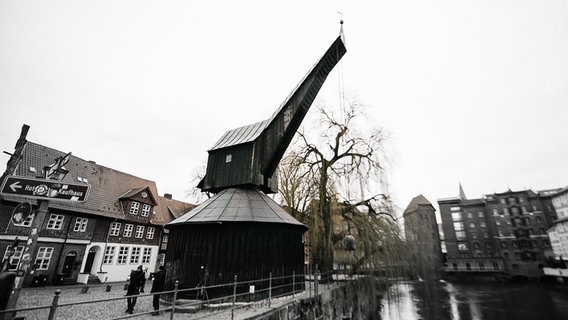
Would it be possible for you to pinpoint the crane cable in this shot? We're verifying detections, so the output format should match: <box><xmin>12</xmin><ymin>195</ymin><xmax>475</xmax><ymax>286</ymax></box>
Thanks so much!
<box><xmin>336</xmin><ymin>19</ymin><xmax>353</xmax><ymax>204</ymax></box>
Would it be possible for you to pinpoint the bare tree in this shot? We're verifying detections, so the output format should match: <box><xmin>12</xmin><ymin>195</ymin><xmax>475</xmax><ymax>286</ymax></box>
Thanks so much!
<box><xmin>278</xmin><ymin>96</ymin><xmax>398</xmax><ymax>275</ymax></box>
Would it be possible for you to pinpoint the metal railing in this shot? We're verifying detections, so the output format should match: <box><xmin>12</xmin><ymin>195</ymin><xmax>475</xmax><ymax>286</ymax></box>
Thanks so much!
<box><xmin>0</xmin><ymin>270</ymin><xmax>356</xmax><ymax>320</ymax></box>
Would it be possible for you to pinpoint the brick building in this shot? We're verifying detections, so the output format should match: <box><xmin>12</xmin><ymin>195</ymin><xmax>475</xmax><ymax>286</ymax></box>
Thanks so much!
<box><xmin>438</xmin><ymin>185</ymin><xmax>558</xmax><ymax>280</ymax></box>
<box><xmin>0</xmin><ymin>125</ymin><xmax>193</xmax><ymax>286</ymax></box>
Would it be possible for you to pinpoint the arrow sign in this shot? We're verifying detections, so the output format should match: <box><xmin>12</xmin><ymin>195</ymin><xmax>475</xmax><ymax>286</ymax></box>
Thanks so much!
<box><xmin>0</xmin><ymin>176</ymin><xmax>90</xmax><ymax>202</ymax></box>
<box><xmin>9</xmin><ymin>181</ymin><xmax>23</xmax><ymax>192</ymax></box>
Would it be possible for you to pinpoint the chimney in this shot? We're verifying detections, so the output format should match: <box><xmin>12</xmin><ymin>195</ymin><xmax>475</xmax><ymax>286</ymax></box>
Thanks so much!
<box><xmin>164</xmin><ymin>193</ymin><xmax>173</xmax><ymax>200</ymax></box>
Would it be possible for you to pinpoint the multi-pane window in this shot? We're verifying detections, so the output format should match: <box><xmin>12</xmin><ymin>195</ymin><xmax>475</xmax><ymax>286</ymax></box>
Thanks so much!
<box><xmin>103</xmin><ymin>246</ymin><xmax>116</xmax><ymax>264</ymax></box>
<box><xmin>123</xmin><ymin>224</ymin><xmax>133</xmax><ymax>237</ymax></box>
<box><xmin>455</xmin><ymin>231</ymin><xmax>466</xmax><ymax>240</ymax></box>
<box><xmin>162</xmin><ymin>235</ymin><xmax>168</xmax><ymax>243</ymax></box>
<box><xmin>141</xmin><ymin>204</ymin><xmax>151</xmax><ymax>217</ymax></box>
<box><xmin>3</xmin><ymin>246</ymin><xmax>24</xmax><ymax>271</ymax></box>
<box><xmin>453</xmin><ymin>222</ymin><xmax>464</xmax><ymax>231</ymax></box>
<box><xmin>142</xmin><ymin>247</ymin><xmax>152</xmax><ymax>264</ymax></box>
<box><xmin>13</xmin><ymin>213</ymin><xmax>34</xmax><ymax>227</ymax></box>
<box><xmin>117</xmin><ymin>247</ymin><xmax>129</xmax><ymax>264</ymax></box>
<box><xmin>130</xmin><ymin>201</ymin><xmax>140</xmax><ymax>215</ymax></box>
<box><xmin>130</xmin><ymin>247</ymin><xmax>141</xmax><ymax>264</ymax></box>
<box><xmin>73</xmin><ymin>218</ymin><xmax>88</xmax><ymax>232</ymax></box>
<box><xmin>109</xmin><ymin>222</ymin><xmax>121</xmax><ymax>236</ymax></box>
<box><xmin>135</xmin><ymin>226</ymin><xmax>145</xmax><ymax>238</ymax></box>
<box><xmin>47</xmin><ymin>214</ymin><xmax>64</xmax><ymax>230</ymax></box>
<box><xmin>146</xmin><ymin>227</ymin><xmax>155</xmax><ymax>240</ymax></box>
<box><xmin>451</xmin><ymin>212</ymin><xmax>462</xmax><ymax>221</ymax></box>
<box><xmin>35</xmin><ymin>247</ymin><xmax>53</xmax><ymax>270</ymax></box>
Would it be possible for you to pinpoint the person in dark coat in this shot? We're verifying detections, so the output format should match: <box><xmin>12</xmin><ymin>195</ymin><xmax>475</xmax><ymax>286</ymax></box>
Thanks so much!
<box><xmin>126</xmin><ymin>265</ymin><xmax>145</xmax><ymax>314</ymax></box>
<box><xmin>0</xmin><ymin>263</ymin><xmax>17</xmax><ymax>311</ymax></box>
<box><xmin>150</xmin><ymin>266</ymin><xmax>165</xmax><ymax>315</ymax></box>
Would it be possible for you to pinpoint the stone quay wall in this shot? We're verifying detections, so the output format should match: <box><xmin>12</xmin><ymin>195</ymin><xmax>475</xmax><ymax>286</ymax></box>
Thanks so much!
<box><xmin>247</xmin><ymin>277</ymin><xmax>381</xmax><ymax>320</ymax></box>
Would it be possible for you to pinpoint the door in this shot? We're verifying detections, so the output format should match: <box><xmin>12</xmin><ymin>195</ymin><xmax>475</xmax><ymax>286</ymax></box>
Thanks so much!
<box><xmin>62</xmin><ymin>251</ymin><xmax>77</xmax><ymax>276</ymax></box>
<box><xmin>83</xmin><ymin>249</ymin><xmax>96</xmax><ymax>274</ymax></box>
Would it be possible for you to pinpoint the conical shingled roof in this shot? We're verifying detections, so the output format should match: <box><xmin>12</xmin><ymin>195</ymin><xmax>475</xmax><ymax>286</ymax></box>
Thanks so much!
<box><xmin>403</xmin><ymin>194</ymin><xmax>434</xmax><ymax>217</ymax></box>
<box><xmin>168</xmin><ymin>187</ymin><xmax>306</xmax><ymax>228</ymax></box>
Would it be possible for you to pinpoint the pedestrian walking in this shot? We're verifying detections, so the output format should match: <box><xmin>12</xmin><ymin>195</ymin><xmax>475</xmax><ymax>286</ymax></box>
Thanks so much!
<box><xmin>125</xmin><ymin>265</ymin><xmax>145</xmax><ymax>314</ymax></box>
<box><xmin>150</xmin><ymin>266</ymin><xmax>165</xmax><ymax>315</ymax></box>
<box><xmin>0</xmin><ymin>263</ymin><xmax>17</xmax><ymax>311</ymax></box>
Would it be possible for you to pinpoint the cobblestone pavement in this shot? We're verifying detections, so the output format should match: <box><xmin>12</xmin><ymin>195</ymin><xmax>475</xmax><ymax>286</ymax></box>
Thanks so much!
<box><xmin>11</xmin><ymin>281</ymin><xmax>321</xmax><ymax>320</ymax></box>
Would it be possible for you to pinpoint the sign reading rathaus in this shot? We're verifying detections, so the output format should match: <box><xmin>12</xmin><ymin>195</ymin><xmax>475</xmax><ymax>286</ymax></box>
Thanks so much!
<box><xmin>0</xmin><ymin>175</ymin><xmax>90</xmax><ymax>202</ymax></box>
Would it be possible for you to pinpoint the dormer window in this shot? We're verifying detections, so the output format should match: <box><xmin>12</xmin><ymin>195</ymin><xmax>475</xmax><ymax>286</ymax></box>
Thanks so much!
<box><xmin>130</xmin><ymin>201</ymin><xmax>140</xmax><ymax>215</ymax></box>
<box><xmin>141</xmin><ymin>204</ymin><xmax>151</xmax><ymax>217</ymax></box>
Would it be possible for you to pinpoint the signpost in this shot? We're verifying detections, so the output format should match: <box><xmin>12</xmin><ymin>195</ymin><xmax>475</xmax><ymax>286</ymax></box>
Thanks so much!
<box><xmin>44</xmin><ymin>152</ymin><xmax>71</xmax><ymax>179</ymax></box>
<box><xmin>1</xmin><ymin>153</ymin><xmax>89</xmax><ymax>318</ymax></box>
<box><xmin>0</xmin><ymin>176</ymin><xmax>90</xmax><ymax>202</ymax></box>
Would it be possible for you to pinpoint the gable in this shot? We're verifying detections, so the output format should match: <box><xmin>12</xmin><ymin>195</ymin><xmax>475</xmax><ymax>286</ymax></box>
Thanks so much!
<box><xmin>119</xmin><ymin>187</ymin><xmax>158</xmax><ymax>206</ymax></box>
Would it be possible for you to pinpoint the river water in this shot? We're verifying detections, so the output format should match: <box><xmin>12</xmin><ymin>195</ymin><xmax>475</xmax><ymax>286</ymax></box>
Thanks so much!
<box><xmin>379</xmin><ymin>280</ymin><xmax>568</xmax><ymax>320</ymax></box>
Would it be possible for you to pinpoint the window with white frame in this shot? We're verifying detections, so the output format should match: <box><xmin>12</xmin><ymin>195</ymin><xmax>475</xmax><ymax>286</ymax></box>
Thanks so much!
<box><xmin>123</xmin><ymin>224</ymin><xmax>133</xmax><ymax>237</ymax></box>
<box><xmin>130</xmin><ymin>247</ymin><xmax>141</xmax><ymax>264</ymax></box>
<box><xmin>117</xmin><ymin>246</ymin><xmax>129</xmax><ymax>264</ymax></box>
<box><xmin>142</xmin><ymin>247</ymin><xmax>152</xmax><ymax>264</ymax></box>
<box><xmin>141</xmin><ymin>204</ymin><xmax>151</xmax><ymax>217</ymax></box>
<box><xmin>135</xmin><ymin>226</ymin><xmax>144</xmax><ymax>238</ymax></box>
<box><xmin>162</xmin><ymin>235</ymin><xmax>168</xmax><ymax>243</ymax></box>
<box><xmin>146</xmin><ymin>227</ymin><xmax>155</xmax><ymax>240</ymax></box>
<box><xmin>35</xmin><ymin>247</ymin><xmax>53</xmax><ymax>270</ymax></box>
<box><xmin>13</xmin><ymin>213</ymin><xmax>34</xmax><ymax>227</ymax></box>
<box><xmin>103</xmin><ymin>246</ymin><xmax>115</xmax><ymax>264</ymax></box>
<box><xmin>109</xmin><ymin>222</ymin><xmax>121</xmax><ymax>236</ymax></box>
<box><xmin>47</xmin><ymin>214</ymin><xmax>64</xmax><ymax>230</ymax></box>
<box><xmin>130</xmin><ymin>201</ymin><xmax>140</xmax><ymax>215</ymax></box>
<box><xmin>3</xmin><ymin>246</ymin><xmax>24</xmax><ymax>271</ymax></box>
<box><xmin>73</xmin><ymin>217</ymin><xmax>88</xmax><ymax>232</ymax></box>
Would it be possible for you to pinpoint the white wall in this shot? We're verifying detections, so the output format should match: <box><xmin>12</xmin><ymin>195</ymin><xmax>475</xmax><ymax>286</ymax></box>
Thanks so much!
<box><xmin>82</xmin><ymin>242</ymin><xmax>159</xmax><ymax>283</ymax></box>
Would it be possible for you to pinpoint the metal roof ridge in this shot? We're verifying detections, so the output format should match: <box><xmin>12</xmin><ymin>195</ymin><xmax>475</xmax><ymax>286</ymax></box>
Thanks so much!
<box><xmin>217</xmin><ymin>188</ymin><xmax>236</xmax><ymax>222</ymax></box>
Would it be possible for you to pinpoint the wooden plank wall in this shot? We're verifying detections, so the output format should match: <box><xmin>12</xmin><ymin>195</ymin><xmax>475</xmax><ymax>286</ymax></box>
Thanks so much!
<box><xmin>165</xmin><ymin>222</ymin><xmax>305</xmax><ymax>299</ymax></box>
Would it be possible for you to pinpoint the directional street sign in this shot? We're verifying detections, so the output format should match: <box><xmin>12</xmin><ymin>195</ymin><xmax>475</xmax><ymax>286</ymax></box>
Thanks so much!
<box><xmin>0</xmin><ymin>175</ymin><xmax>90</xmax><ymax>202</ymax></box>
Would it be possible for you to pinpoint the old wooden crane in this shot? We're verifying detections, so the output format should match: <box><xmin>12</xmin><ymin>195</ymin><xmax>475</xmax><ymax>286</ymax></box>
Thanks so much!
<box><xmin>166</xmin><ymin>25</ymin><xmax>346</xmax><ymax>299</ymax></box>
<box><xmin>198</xmin><ymin>30</ymin><xmax>346</xmax><ymax>194</ymax></box>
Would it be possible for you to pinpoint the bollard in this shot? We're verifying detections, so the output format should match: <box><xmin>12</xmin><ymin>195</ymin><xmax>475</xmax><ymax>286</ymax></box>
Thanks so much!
<box><xmin>292</xmin><ymin>270</ymin><xmax>295</xmax><ymax>297</ymax></box>
<box><xmin>309</xmin><ymin>273</ymin><xmax>312</xmax><ymax>300</ymax></box>
<box><xmin>314</xmin><ymin>269</ymin><xmax>319</xmax><ymax>297</ymax></box>
<box><xmin>268</xmin><ymin>272</ymin><xmax>272</xmax><ymax>308</ymax></box>
<box><xmin>80</xmin><ymin>286</ymin><xmax>89</xmax><ymax>294</ymax></box>
<box><xmin>170</xmin><ymin>281</ymin><xmax>178</xmax><ymax>320</ymax></box>
<box><xmin>106</xmin><ymin>285</ymin><xmax>112</xmax><ymax>292</ymax></box>
<box><xmin>47</xmin><ymin>289</ymin><xmax>61</xmax><ymax>320</ymax></box>
<box><xmin>231</xmin><ymin>275</ymin><xmax>237</xmax><ymax>320</ymax></box>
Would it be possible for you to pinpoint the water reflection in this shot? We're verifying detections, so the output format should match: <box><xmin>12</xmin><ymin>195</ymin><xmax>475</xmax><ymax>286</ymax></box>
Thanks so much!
<box><xmin>380</xmin><ymin>280</ymin><xmax>568</xmax><ymax>320</ymax></box>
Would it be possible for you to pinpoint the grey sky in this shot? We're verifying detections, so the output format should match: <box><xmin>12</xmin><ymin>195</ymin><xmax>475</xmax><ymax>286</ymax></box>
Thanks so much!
<box><xmin>1</xmin><ymin>0</ymin><xmax>567</xmax><ymax>216</ymax></box>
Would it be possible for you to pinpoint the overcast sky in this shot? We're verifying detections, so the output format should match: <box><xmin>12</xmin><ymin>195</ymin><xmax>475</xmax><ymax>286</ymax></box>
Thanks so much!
<box><xmin>1</xmin><ymin>0</ymin><xmax>567</xmax><ymax>217</ymax></box>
